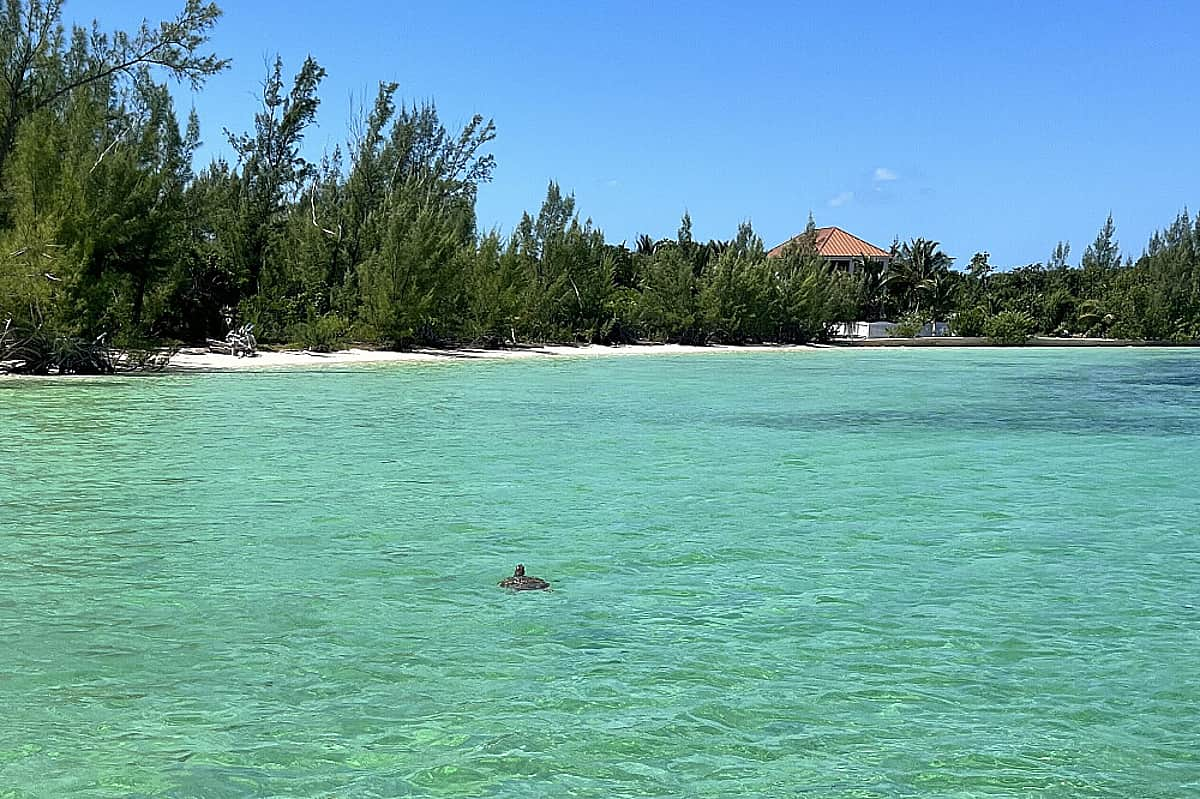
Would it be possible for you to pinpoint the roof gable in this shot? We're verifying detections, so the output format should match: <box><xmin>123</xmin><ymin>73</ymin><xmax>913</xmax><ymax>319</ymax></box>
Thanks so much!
<box><xmin>768</xmin><ymin>226</ymin><xmax>890</xmax><ymax>259</ymax></box>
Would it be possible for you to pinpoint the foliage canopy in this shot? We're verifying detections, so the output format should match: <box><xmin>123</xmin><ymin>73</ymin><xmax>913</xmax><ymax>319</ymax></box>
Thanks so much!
<box><xmin>3</xmin><ymin>2</ymin><xmax>1199</xmax><ymax>372</ymax></box>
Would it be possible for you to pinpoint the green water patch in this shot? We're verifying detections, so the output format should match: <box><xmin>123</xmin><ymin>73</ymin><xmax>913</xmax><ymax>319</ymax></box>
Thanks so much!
<box><xmin>2</xmin><ymin>348</ymin><xmax>1198</xmax><ymax>797</ymax></box>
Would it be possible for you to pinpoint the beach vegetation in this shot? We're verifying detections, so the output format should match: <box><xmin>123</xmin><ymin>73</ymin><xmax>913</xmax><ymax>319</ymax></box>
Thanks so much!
<box><xmin>892</xmin><ymin>311</ymin><xmax>927</xmax><ymax>338</ymax></box>
<box><xmin>289</xmin><ymin>313</ymin><xmax>350</xmax><ymax>353</ymax></box>
<box><xmin>3</xmin><ymin>3</ymin><xmax>1200</xmax><ymax>373</ymax></box>
<box><xmin>984</xmin><ymin>310</ymin><xmax>1036</xmax><ymax>345</ymax></box>
<box><xmin>950</xmin><ymin>306</ymin><xmax>988</xmax><ymax>337</ymax></box>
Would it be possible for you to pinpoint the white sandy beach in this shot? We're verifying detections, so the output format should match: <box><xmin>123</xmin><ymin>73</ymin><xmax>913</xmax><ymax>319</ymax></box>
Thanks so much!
<box><xmin>166</xmin><ymin>335</ymin><xmax>1187</xmax><ymax>372</ymax></box>
<box><xmin>3</xmin><ymin>338</ymin><xmax>1173</xmax><ymax>378</ymax></box>
<box><xmin>166</xmin><ymin>343</ymin><xmax>822</xmax><ymax>372</ymax></box>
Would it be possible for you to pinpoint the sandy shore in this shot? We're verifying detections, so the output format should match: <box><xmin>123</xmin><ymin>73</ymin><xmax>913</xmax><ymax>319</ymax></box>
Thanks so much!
<box><xmin>832</xmin><ymin>336</ymin><xmax>1193</xmax><ymax>347</ymax></box>
<box><xmin>7</xmin><ymin>338</ymin><xmax>1186</xmax><ymax>377</ymax></box>
<box><xmin>165</xmin><ymin>343</ymin><xmax>821</xmax><ymax>372</ymax></box>
<box><xmin>166</xmin><ymin>335</ymin><xmax>1200</xmax><ymax>372</ymax></box>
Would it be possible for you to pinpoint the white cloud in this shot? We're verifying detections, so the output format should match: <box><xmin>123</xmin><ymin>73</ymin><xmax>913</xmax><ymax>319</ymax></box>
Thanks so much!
<box><xmin>873</xmin><ymin>167</ymin><xmax>898</xmax><ymax>182</ymax></box>
<box><xmin>828</xmin><ymin>191</ymin><xmax>854</xmax><ymax>208</ymax></box>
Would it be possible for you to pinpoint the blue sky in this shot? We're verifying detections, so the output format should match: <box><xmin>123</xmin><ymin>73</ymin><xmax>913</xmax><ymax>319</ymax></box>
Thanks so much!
<box><xmin>73</xmin><ymin>1</ymin><xmax>1200</xmax><ymax>268</ymax></box>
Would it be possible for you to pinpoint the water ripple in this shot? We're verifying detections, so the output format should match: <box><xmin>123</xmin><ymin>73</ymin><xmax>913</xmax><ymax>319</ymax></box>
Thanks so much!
<box><xmin>2</xmin><ymin>349</ymin><xmax>1198</xmax><ymax>796</ymax></box>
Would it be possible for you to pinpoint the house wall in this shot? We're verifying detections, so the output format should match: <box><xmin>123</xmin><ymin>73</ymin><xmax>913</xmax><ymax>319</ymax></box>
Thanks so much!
<box><xmin>833</xmin><ymin>321</ymin><xmax>898</xmax><ymax>338</ymax></box>
<box><xmin>823</xmin><ymin>257</ymin><xmax>890</xmax><ymax>274</ymax></box>
<box><xmin>833</xmin><ymin>320</ymin><xmax>951</xmax><ymax>338</ymax></box>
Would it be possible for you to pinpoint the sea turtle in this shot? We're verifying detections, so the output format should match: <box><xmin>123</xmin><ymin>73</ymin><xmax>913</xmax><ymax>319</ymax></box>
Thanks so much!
<box><xmin>499</xmin><ymin>563</ymin><xmax>550</xmax><ymax>591</ymax></box>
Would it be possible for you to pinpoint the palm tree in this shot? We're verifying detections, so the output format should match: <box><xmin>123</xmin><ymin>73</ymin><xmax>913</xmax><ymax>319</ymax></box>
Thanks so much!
<box><xmin>854</xmin><ymin>255</ymin><xmax>887</xmax><ymax>319</ymax></box>
<box><xmin>635</xmin><ymin>234</ymin><xmax>660</xmax><ymax>256</ymax></box>
<box><xmin>917</xmin><ymin>269</ymin><xmax>957</xmax><ymax>325</ymax></box>
<box><xmin>884</xmin><ymin>238</ymin><xmax>953</xmax><ymax>315</ymax></box>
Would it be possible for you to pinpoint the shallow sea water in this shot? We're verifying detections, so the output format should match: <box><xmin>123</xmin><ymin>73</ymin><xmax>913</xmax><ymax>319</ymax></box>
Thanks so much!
<box><xmin>1</xmin><ymin>348</ymin><xmax>1198</xmax><ymax>797</ymax></box>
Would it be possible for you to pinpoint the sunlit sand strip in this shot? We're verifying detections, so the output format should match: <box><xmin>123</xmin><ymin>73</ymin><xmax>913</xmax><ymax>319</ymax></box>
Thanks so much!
<box><xmin>165</xmin><ymin>343</ymin><xmax>822</xmax><ymax>372</ymax></box>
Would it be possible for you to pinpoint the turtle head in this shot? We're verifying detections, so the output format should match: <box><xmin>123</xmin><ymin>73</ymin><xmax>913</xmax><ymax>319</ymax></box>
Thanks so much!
<box><xmin>513</xmin><ymin>564</ymin><xmax>525</xmax><ymax>577</ymax></box>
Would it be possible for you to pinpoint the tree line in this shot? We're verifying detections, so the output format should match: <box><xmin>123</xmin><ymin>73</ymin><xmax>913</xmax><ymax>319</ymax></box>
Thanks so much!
<box><xmin>2</xmin><ymin>1</ymin><xmax>1198</xmax><ymax>373</ymax></box>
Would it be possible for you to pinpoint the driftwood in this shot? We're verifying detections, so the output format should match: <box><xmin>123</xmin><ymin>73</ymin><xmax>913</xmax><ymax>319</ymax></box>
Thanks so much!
<box><xmin>112</xmin><ymin>345</ymin><xmax>175</xmax><ymax>372</ymax></box>
<box><xmin>0</xmin><ymin>323</ymin><xmax>112</xmax><ymax>374</ymax></box>
<box><xmin>0</xmin><ymin>319</ymin><xmax>175</xmax><ymax>374</ymax></box>
<box><xmin>206</xmin><ymin>324</ymin><xmax>257</xmax><ymax>357</ymax></box>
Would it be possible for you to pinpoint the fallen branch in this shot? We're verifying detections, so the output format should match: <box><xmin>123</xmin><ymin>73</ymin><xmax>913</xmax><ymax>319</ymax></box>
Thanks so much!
<box><xmin>206</xmin><ymin>323</ymin><xmax>257</xmax><ymax>357</ymax></box>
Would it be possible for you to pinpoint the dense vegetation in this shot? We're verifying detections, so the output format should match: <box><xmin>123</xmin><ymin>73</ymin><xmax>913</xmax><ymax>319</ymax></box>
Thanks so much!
<box><xmin>2</xmin><ymin>2</ymin><xmax>1199</xmax><ymax>373</ymax></box>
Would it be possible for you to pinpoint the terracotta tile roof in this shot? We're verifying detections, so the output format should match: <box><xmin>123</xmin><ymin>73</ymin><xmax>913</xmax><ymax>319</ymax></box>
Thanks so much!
<box><xmin>767</xmin><ymin>226</ymin><xmax>891</xmax><ymax>259</ymax></box>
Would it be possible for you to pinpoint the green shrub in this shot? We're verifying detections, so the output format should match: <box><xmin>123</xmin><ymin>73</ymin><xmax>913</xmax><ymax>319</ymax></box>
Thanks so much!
<box><xmin>0</xmin><ymin>325</ymin><xmax>115</xmax><ymax>374</ymax></box>
<box><xmin>951</xmin><ymin>306</ymin><xmax>988</xmax><ymax>337</ymax></box>
<box><xmin>984</xmin><ymin>310</ymin><xmax>1035</xmax><ymax>345</ymax></box>
<box><xmin>1172</xmin><ymin>318</ymin><xmax>1200</xmax><ymax>343</ymax></box>
<box><xmin>892</xmin><ymin>310</ymin><xmax>927</xmax><ymax>337</ymax></box>
<box><xmin>289</xmin><ymin>314</ymin><xmax>350</xmax><ymax>353</ymax></box>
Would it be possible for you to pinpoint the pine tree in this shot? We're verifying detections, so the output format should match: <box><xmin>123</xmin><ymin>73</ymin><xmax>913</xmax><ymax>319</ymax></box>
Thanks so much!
<box><xmin>1081</xmin><ymin>214</ymin><xmax>1120</xmax><ymax>271</ymax></box>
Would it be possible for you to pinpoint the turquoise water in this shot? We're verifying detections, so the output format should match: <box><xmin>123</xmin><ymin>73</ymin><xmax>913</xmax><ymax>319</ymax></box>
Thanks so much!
<box><xmin>1</xmin><ymin>348</ymin><xmax>1198</xmax><ymax>797</ymax></box>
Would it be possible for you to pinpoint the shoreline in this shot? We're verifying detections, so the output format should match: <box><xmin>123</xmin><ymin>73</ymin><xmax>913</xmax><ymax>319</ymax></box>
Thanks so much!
<box><xmin>830</xmin><ymin>336</ymin><xmax>1199</xmax><ymax>348</ymax></box>
<box><xmin>166</xmin><ymin>336</ymin><xmax>1198</xmax><ymax>372</ymax></box>
<box><xmin>5</xmin><ymin>337</ymin><xmax>1196</xmax><ymax>378</ymax></box>
<box><xmin>164</xmin><ymin>342</ymin><xmax>821</xmax><ymax>372</ymax></box>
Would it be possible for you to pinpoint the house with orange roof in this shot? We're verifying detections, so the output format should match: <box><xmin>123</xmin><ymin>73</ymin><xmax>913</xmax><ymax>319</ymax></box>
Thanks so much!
<box><xmin>767</xmin><ymin>226</ymin><xmax>891</xmax><ymax>273</ymax></box>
